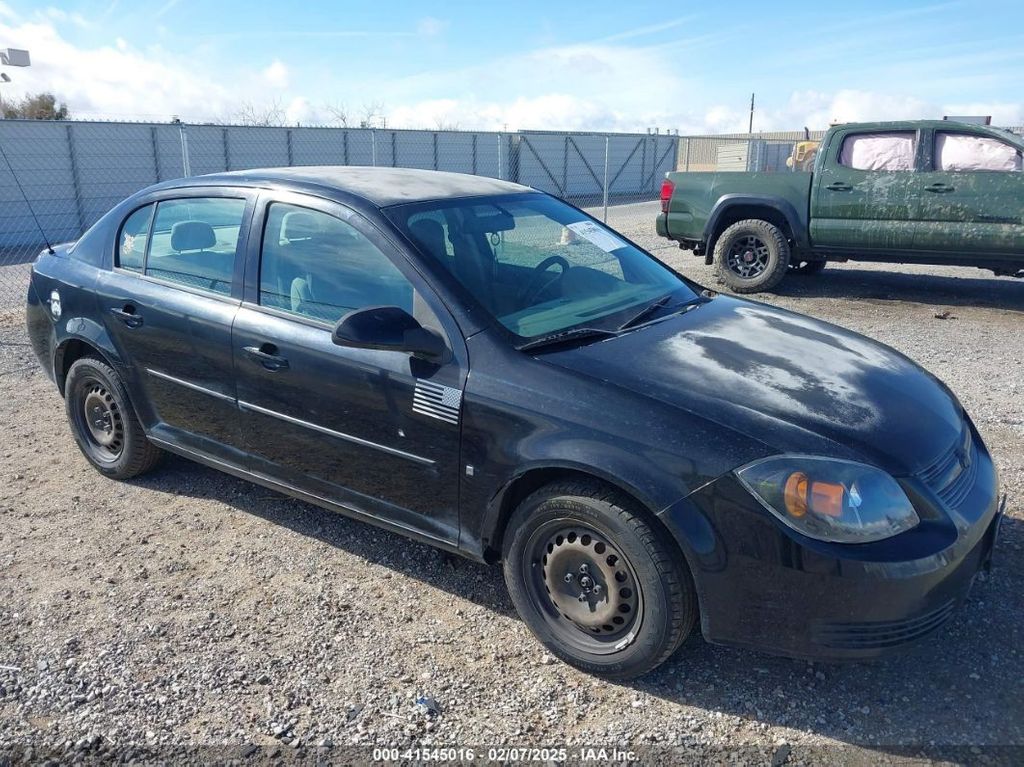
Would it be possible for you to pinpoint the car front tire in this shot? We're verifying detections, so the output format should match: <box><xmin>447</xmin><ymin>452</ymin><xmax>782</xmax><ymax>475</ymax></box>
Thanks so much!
<box><xmin>503</xmin><ymin>480</ymin><xmax>697</xmax><ymax>680</ymax></box>
<box><xmin>64</xmin><ymin>355</ymin><xmax>163</xmax><ymax>480</ymax></box>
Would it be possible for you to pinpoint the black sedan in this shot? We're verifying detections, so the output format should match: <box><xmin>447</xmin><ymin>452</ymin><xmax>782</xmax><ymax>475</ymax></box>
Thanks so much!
<box><xmin>25</xmin><ymin>167</ymin><xmax>1002</xmax><ymax>679</ymax></box>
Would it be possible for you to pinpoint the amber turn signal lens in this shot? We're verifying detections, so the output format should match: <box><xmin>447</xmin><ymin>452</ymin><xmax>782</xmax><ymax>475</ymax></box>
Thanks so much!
<box><xmin>809</xmin><ymin>480</ymin><xmax>845</xmax><ymax>517</ymax></box>
<box><xmin>783</xmin><ymin>472</ymin><xmax>809</xmax><ymax>517</ymax></box>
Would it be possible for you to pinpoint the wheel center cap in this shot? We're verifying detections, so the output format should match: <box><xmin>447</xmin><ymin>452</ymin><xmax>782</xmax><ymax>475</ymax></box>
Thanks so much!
<box><xmin>743</xmin><ymin>250</ymin><xmax>755</xmax><ymax>262</ymax></box>
<box><xmin>579</xmin><ymin>575</ymin><xmax>593</xmax><ymax>590</ymax></box>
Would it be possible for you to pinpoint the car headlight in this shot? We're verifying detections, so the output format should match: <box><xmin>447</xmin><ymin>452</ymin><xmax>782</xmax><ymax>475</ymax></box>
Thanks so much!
<box><xmin>735</xmin><ymin>456</ymin><xmax>919</xmax><ymax>543</ymax></box>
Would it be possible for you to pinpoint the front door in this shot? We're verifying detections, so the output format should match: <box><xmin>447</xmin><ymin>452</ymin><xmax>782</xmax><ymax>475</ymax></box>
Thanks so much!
<box><xmin>232</xmin><ymin>194</ymin><xmax>466</xmax><ymax>545</ymax></box>
<box><xmin>810</xmin><ymin>129</ymin><xmax>920</xmax><ymax>251</ymax></box>
<box><xmin>95</xmin><ymin>191</ymin><xmax>253</xmax><ymax>462</ymax></box>
<box><xmin>914</xmin><ymin>128</ymin><xmax>1024</xmax><ymax>256</ymax></box>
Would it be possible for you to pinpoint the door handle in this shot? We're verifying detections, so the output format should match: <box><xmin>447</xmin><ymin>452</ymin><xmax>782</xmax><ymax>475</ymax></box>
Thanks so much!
<box><xmin>825</xmin><ymin>182</ymin><xmax>852</xmax><ymax>191</ymax></box>
<box><xmin>925</xmin><ymin>183</ymin><xmax>954</xmax><ymax>193</ymax></box>
<box><xmin>109</xmin><ymin>305</ymin><xmax>143</xmax><ymax>328</ymax></box>
<box><xmin>242</xmin><ymin>344</ymin><xmax>289</xmax><ymax>371</ymax></box>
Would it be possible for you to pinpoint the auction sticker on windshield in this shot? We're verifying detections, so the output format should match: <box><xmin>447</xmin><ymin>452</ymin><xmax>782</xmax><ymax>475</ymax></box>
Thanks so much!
<box><xmin>566</xmin><ymin>220</ymin><xmax>628</xmax><ymax>252</ymax></box>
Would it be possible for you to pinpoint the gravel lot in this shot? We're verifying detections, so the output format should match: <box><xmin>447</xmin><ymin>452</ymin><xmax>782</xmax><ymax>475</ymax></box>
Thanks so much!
<box><xmin>1</xmin><ymin>251</ymin><xmax>1022</xmax><ymax>764</ymax></box>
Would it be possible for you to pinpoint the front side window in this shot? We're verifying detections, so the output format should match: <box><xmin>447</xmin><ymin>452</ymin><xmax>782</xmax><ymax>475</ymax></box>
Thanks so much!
<box><xmin>145</xmin><ymin>197</ymin><xmax>246</xmax><ymax>295</ymax></box>
<box><xmin>839</xmin><ymin>132</ymin><xmax>917</xmax><ymax>171</ymax></box>
<box><xmin>936</xmin><ymin>132</ymin><xmax>1023</xmax><ymax>172</ymax></box>
<box><xmin>391</xmin><ymin>193</ymin><xmax>698</xmax><ymax>340</ymax></box>
<box><xmin>117</xmin><ymin>204</ymin><xmax>154</xmax><ymax>272</ymax></box>
<box><xmin>259</xmin><ymin>203</ymin><xmax>414</xmax><ymax>324</ymax></box>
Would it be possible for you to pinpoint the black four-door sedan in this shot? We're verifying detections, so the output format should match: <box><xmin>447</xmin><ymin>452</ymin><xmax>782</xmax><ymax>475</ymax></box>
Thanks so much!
<box><xmin>26</xmin><ymin>167</ymin><xmax>1001</xmax><ymax>679</ymax></box>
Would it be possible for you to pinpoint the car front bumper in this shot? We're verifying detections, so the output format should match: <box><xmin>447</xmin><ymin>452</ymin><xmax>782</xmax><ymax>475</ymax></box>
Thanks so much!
<box><xmin>658</xmin><ymin>441</ymin><xmax>1001</xmax><ymax>661</ymax></box>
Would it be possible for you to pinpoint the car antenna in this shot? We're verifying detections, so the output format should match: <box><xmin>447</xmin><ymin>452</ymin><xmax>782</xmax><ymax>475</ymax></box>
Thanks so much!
<box><xmin>0</xmin><ymin>136</ymin><xmax>54</xmax><ymax>255</ymax></box>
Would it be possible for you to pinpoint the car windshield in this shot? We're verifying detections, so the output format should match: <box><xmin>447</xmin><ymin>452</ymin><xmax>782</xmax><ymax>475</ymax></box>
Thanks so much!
<box><xmin>387</xmin><ymin>193</ymin><xmax>698</xmax><ymax>341</ymax></box>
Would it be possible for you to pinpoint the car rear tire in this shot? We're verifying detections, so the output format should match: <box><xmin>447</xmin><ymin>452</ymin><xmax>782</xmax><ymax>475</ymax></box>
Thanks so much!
<box><xmin>64</xmin><ymin>355</ymin><xmax>163</xmax><ymax>480</ymax></box>
<box><xmin>789</xmin><ymin>258</ymin><xmax>827</xmax><ymax>275</ymax></box>
<box><xmin>713</xmin><ymin>219</ymin><xmax>790</xmax><ymax>293</ymax></box>
<box><xmin>503</xmin><ymin>480</ymin><xmax>697</xmax><ymax>680</ymax></box>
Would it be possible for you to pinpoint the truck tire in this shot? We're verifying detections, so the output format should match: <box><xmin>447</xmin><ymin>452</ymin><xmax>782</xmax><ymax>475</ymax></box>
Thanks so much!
<box><xmin>713</xmin><ymin>219</ymin><xmax>790</xmax><ymax>293</ymax></box>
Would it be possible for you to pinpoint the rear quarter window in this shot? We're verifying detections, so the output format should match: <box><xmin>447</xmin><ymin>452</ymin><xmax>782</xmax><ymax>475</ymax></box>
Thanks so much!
<box><xmin>117</xmin><ymin>204</ymin><xmax>155</xmax><ymax>272</ymax></box>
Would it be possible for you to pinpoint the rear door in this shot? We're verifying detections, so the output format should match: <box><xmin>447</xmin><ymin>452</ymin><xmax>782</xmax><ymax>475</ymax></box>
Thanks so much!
<box><xmin>914</xmin><ymin>128</ymin><xmax>1024</xmax><ymax>256</ymax></box>
<box><xmin>231</xmin><ymin>192</ymin><xmax>466</xmax><ymax>545</ymax></box>
<box><xmin>810</xmin><ymin>129</ymin><xmax>920</xmax><ymax>251</ymax></box>
<box><xmin>95</xmin><ymin>190</ymin><xmax>254</xmax><ymax>463</ymax></box>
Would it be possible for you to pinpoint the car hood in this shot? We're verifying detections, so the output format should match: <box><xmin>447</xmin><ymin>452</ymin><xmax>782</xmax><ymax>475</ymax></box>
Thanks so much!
<box><xmin>543</xmin><ymin>296</ymin><xmax>962</xmax><ymax>477</ymax></box>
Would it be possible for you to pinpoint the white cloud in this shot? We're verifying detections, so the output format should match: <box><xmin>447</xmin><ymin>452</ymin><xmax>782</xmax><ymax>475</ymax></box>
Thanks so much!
<box><xmin>42</xmin><ymin>7</ymin><xmax>93</xmax><ymax>29</ymax></box>
<box><xmin>285</xmin><ymin>96</ymin><xmax>323</xmax><ymax>125</ymax></box>
<box><xmin>1</xmin><ymin>13</ymin><xmax>1020</xmax><ymax>134</ymax></box>
<box><xmin>0</xmin><ymin>16</ymin><xmax>236</xmax><ymax>121</ymax></box>
<box><xmin>262</xmin><ymin>59</ymin><xmax>289</xmax><ymax>89</ymax></box>
<box><xmin>416</xmin><ymin>17</ymin><xmax>448</xmax><ymax>37</ymax></box>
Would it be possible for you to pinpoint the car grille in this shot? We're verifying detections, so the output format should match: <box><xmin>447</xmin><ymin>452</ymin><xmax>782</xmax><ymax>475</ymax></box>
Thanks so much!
<box><xmin>812</xmin><ymin>599</ymin><xmax>957</xmax><ymax>650</ymax></box>
<box><xmin>917</xmin><ymin>424</ymin><xmax>978</xmax><ymax>510</ymax></box>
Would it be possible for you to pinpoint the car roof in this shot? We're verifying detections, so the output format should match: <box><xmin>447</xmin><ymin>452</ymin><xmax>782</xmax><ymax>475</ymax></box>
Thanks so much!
<box><xmin>148</xmin><ymin>166</ymin><xmax>534</xmax><ymax>207</ymax></box>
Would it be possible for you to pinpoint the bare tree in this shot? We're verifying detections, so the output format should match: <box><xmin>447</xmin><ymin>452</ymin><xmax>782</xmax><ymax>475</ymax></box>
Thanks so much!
<box><xmin>434</xmin><ymin>115</ymin><xmax>460</xmax><ymax>131</ymax></box>
<box><xmin>359</xmin><ymin>100</ymin><xmax>386</xmax><ymax>129</ymax></box>
<box><xmin>325</xmin><ymin>101</ymin><xmax>350</xmax><ymax>127</ymax></box>
<box><xmin>234</xmin><ymin>99</ymin><xmax>287</xmax><ymax>127</ymax></box>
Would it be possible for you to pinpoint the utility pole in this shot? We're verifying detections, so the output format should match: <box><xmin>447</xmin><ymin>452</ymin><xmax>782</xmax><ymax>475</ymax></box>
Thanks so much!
<box><xmin>748</xmin><ymin>92</ymin><xmax>755</xmax><ymax>134</ymax></box>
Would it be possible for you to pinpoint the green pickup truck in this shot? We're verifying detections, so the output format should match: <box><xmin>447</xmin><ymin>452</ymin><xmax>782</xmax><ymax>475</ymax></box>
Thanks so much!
<box><xmin>656</xmin><ymin>120</ymin><xmax>1024</xmax><ymax>292</ymax></box>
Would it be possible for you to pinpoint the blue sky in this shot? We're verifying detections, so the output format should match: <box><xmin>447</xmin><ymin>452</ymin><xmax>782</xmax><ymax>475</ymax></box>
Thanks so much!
<box><xmin>1</xmin><ymin>0</ymin><xmax>1022</xmax><ymax>131</ymax></box>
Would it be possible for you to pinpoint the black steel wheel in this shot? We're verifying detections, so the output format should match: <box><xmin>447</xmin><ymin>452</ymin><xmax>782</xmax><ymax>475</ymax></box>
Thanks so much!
<box><xmin>713</xmin><ymin>219</ymin><xmax>790</xmax><ymax>293</ymax></box>
<box><xmin>64</xmin><ymin>355</ymin><xmax>163</xmax><ymax>479</ymax></box>
<box><xmin>503</xmin><ymin>480</ymin><xmax>697</xmax><ymax>679</ymax></box>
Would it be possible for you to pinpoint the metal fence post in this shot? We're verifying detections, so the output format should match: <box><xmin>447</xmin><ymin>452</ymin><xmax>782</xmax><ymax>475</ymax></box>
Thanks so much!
<box><xmin>371</xmin><ymin>129</ymin><xmax>377</xmax><ymax>167</ymax></box>
<box><xmin>222</xmin><ymin>128</ymin><xmax>230</xmax><ymax>171</ymax></box>
<box><xmin>497</xmin><ymin>133</ymin><xmax>503</xmax><ymax>180</ymax></box>
<box><xmin>65</xmin><ymin>124</ymin><xmax>86</xmax><ymax>233</ymax></box>
<box><xmin>684</xmin><ymin>137</ymin><xmax>690</xmax><ymax>172</ymax></box>
<box><xmin>178</xmin><ymin>123</ymin><xmax>191</xmax><ymax>177</ymax></box>
<box><xmin>602</xmin><ymin>135</ymin><xmax>610</xmax><ymax>222</ymax></box>
<box><xmin>150</xmin><ymin>126</ymin><xmax>161</xmax><ymax>182</ymax></box>
<box><xmin>286</xmin><ymin>129</ymin><xmax>294</xmax><ymax>166</ymax></box>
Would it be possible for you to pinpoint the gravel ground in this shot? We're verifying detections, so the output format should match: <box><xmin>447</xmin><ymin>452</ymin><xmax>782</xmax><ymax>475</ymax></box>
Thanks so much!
<box><xmin>1</xmin><ymin>251</ymin><xmax>1022</xmax><ymax>764</ymax></box>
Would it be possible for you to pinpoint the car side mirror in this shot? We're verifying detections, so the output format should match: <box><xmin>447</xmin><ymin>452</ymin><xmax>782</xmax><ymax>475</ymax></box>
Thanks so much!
<box><xmin>332</xmin><ymin>306</ymin><xmax>448</xmax><ymax>363</ymax></box>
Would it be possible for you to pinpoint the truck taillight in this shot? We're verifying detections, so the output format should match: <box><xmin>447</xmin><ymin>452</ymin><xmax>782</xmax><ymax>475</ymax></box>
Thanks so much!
<box><xmin>660</xmin><ymin>179</ymin><xmax>674</xmax><ymax>213</ymax></box>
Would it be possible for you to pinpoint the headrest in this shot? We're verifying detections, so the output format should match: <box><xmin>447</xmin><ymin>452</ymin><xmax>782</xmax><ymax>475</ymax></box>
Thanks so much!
<box><xmin>282</xmin><ymin>211</ymin><xmax>321</xmax><ymax>241</ymax></box>
<box><xmin>409</xmin><ymin>218</ymin><xmax>446</xmax><ymax>257</ymax></box>
<box><xmin>171</xmin><ymin>220</ymin><xmax>216</xmax><ymax>252</ymax></box>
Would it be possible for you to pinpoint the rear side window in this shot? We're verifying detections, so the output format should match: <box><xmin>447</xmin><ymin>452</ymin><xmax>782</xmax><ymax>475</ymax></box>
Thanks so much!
<box><xmin>839</xmin><ymin>132</ymin><xmax>916</xmax><ymax>171</ymax></box>
<box><xmin>117</xmin><ymin>204</ymin><xmax>154</xmax><ymax>272</ymax></box>
<box><xmin>145</xmin><ymin>197</ymin><xmax>247</xmax><ymax>295</ymax></box>
<box><xmin>259</xmin><ymin>203</ymin><xmax>414</xmax><ymax>324</ymax></box>
<box><xmin>936</xmin><ymin>133</ymin><xmax>1023</xmax><ymax>172</ymax></box>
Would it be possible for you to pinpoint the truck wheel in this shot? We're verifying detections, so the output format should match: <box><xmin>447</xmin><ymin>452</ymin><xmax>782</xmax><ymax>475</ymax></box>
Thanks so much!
<box><xmin>65</xmin><ymin>355</ymin><xmax>163</xmax><ymax>479</ymax></box>
<box><xmin>503</xmin><ymin>480</ymin><xmax>697</xmax><ymax>680</ymax></box>
<box><xmin>713</xmin><ymin>219</ymin><xmax>790</xmax><ymax>293</ymax></box>
<box><xmin>789</xmin><ymin>259</ymin><xmax>827</xmax><ymax>275</ymax></box>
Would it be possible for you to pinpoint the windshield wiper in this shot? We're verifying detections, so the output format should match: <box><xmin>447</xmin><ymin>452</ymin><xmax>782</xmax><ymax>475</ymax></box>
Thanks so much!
<box><xmin>616</xmin><ymin>293</ymin><xmax>711</xmax><ymax>332</ymax></box>
<box><xmin>616</xmin><ymin>295</ymin><xmax>672</xmax><ymax>331</ymax></box>
<box><xmin>515</xmin><ymin>326</ymin><xmax>619</xmax><ymax>353</ymax></box>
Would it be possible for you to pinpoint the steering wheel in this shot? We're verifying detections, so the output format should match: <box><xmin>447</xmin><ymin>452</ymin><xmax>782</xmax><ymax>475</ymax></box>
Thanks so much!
<box><xmin>518</xmin><ymin>255</ymin><xmax>570</xmax><ymax>305</ymax></box>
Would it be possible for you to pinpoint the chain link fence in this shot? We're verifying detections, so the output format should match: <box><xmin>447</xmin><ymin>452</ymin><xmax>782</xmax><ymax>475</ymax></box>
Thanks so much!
<box><xmin>0</xmin><ymin>120</ymin><xmax>681</xmax><ymax>312</ymax></box>
<box><xmin>4</xmin><ymin>120</ymin><xmax>1022</xmax><ymax>316</ymax></box>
